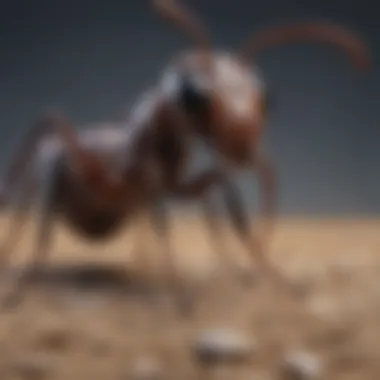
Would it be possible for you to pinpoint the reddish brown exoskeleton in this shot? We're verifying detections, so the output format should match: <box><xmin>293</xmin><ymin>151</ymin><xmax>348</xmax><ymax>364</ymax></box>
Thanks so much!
<box><xmin>145</xmin><ymin>0</ymin><xmax>372</xmax><ymax>292</ymax></box>
<box><xmin>0</xmin><ymin>1</ymin><xmax>372</xmax><ymax>310</ymax></box>
<box><xmin>0</xmin><ymin>110</ymin><xmax>225</xmax><ymax>314</ymax></box>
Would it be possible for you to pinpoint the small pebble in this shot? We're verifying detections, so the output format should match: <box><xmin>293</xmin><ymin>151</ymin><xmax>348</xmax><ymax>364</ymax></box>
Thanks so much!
<box><xmin>308</xmin><ymin>324</ymin><xmax>349</xmax><ymax>348</ymax></box>
<box><xmin>281</xmin><ymin>350</ymin><xmax>323</xmax><ymax>380</ymax></box>
<box><xmin>10</xmin><ymin>353</ymin><xmax>55</xmax><ymax>380</ymax></box>
<box><xmin>128</xmin><ymin>356</ymin><xmax>164</xmax><ymax>380</ymax></box>
<box><xmin>306</xmin><ymin>295</ymin><xmax>339</xmax><ymax>323</ymax></box>
<box><xmin>248</xmin><ymin>369</ymin><xmax>272</xmax><ymax>380</ymax></box>
<box><xmin>328</xmin><ymin>263</ymin><xmax>354</xmax><ymax>281</ymax></box>
<box><xmin>59</xmin><ymin>291</ymin><xmax>110</xmax><ymax>310</ymax></box>
<box><xmin>91</xmin><ymin>338</ymin><xmax>110</xmax><ymax>356</ymax></box>
<box><xmin>36</xmin><ymin>326</ymin><xmax>71</xmax><ymax>351</ymax></box>
<box><xmin>193</xmin><ymin>328</ymin><xmax>256</xmax><ymax>365</ymax></box>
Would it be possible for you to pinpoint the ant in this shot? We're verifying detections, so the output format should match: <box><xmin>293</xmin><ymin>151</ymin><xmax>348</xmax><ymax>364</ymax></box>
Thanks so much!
<box><xmin>136</xmin><ymin>0</ymin><xmax>372</xmax><ymax>290</ymax></box>
<box><xmin>0</xmin><ymin>108</ymin><xmax>231</xmax><ymax>314</ymax></box>
<box><xmin>0</xmin><ymin>0</ymin><xmax>372</xmax><ymax>312</ymax></box>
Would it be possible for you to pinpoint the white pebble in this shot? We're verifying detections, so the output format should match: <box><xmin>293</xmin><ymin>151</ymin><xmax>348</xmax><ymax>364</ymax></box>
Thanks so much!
<box><xmin>281</xmin><ymin>350</ymin><xmax>323</xmax><ymax>380</ymax></box>
<box><xmin>10</xmin><ymin>354</ymin><xmax>55</xmax><ymax>380</ymax></box>
<box><xmin>193</xmin><ymin>328</ymin><xmax>256</xmax><ymax>365</ymax></box>
<box><xmin>306</xmin><ymin>295</ymin><xmax>339</xmax><ymax>323</ymax></box>
<box><xmin>129</xmin><ymin>356</ymin><xmax>163</xmax><ymax>380</ymax></box>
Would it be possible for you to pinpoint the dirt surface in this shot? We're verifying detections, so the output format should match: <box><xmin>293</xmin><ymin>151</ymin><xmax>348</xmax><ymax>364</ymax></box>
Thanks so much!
<box><xmin>0</xmin><ymin>215</ymin><xmax>379</xmax><ymax>380</ymax></box>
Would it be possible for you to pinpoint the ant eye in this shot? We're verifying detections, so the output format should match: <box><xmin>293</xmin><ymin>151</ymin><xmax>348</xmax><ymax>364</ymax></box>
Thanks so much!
<box><xmin>177</xmin><ymin>75</ymin><xmax>211</xmax><ymax>117</ymax></box>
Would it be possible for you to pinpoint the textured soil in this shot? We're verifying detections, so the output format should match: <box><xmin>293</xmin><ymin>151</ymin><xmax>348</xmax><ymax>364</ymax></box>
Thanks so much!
<box><xmin>0</xmin><ymin>215</ymin><xmax>379</xmax><ymax>380</ymax></box>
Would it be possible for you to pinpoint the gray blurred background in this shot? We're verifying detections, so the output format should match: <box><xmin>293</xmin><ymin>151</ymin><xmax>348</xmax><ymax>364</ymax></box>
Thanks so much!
<box><xmin>0</xmin><ymin>0</ymin><xmax>378</xmax><ymax>216</ymax></box>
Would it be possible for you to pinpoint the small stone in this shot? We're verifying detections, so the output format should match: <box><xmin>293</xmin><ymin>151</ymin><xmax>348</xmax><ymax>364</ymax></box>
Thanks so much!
<box><xmin>129</xmin><ymin>356</ymin><xmax>163</xmax><ymax>380</ymax></box>
<box><xmin>281</xmin><ymin>350</ymin><xmax>323</xmax><ymax>380</ymax></box>
<box><xmin>249</xmin><ymin>369</ymin><xmax>272</xmax><ymax>380</ymax></box>
<box><xmin>193</xmin><ymin>328</ymin><xmax>256</xmax><ymax>365</ymax></box>
<box><xmin>289</xmin><ymin>279</ymin><xmax>314</xmax><ymax>299</ymax></box>
<box><xmin>37</xmin><ymin>327</ymin><xmax>71</xmax><ymax>351</ymax></box>
<box><xmin>308</xmin><ymin>324</ymin><xmax>349</xmax><ymax>348</ymax></box>
<box><xmin>330</xmin><ymin>348</ymin><xmax>368</xmax><ymax>370</ymax></box>
<box><xmin>306</xmin><ymin>295</ymin><xmax>339</xmax><ymax>323</ymax></box>
<box><xmin>329</xmin><ymin>263</ymin><xmax>354</xmax><ymax>281</ymax></box>
<box><xmin>10</xmin><ymin>354</ymin><xmax>54</xmax><ymax>380</ymax></box>
<box><xmin>92</xmin><ymin>338</ymin><xmax>110</xmax><ymax>356</ymax></box>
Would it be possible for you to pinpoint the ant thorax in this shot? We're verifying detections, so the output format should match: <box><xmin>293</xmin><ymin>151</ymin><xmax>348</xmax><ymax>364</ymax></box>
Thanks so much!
<box><xmin>159</xmin><ymin>50</ymin><xmax>265</xmax><ymax>122</ymax></box>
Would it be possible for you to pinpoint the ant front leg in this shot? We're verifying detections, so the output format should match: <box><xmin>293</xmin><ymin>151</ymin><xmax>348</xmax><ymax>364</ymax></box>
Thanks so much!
<box><xmin>254</xmin><ymin>151</ymin><xmax>277</xmax><ymax>248</ymax></box>
<box><xmin>146</xmin><ymin>167</ymin><xmax>232</xmax><ymax>317</ymax></box>
<box><xmin>199</xmin><ymin>191</ymin><xmax>246</xmax><ymax>279</ymax></box>
<box><xmin>166</xmin><ymin>169</ymin><xmax>252</xmax><ymax>291</ymax></box>
<box><xmin>148</xmin><ymin>196</ymin><xmax>196</xmax><ymax>317</ymax></box>
<box><xmin>220</xmin><ymin>151</ymin><xmax>304</xmax><ymax>298</ymax></box>
<box><xmin>172</xmin><ymin>171</ymin><xmax>242</xmax><ymax>272</ymax></box>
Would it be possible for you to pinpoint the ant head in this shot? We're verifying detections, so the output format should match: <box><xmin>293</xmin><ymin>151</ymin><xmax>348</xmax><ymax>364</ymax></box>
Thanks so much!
<box><xmin>153</xmin><ymin>0</ymin><xmax>372</xmax><ymax>164</ymax></box>
<box><xmin>159</xmin><ymin>49</ymin><xmax>267</xmax><ymax>165</ymax></box>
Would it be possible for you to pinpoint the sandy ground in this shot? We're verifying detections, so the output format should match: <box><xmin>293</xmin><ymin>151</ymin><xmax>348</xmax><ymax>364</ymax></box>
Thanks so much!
<box><xmin>0</xmin><ymin>214</ymin><xmax>379</xmax><ymax>379</ymax></box>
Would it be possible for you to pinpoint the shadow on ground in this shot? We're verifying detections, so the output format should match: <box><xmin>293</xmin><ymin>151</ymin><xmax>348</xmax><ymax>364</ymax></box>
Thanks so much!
<box><xmin>0</xmin><ymin>262</ymin><xmax>152</xmax><ymax>296</ymax></box>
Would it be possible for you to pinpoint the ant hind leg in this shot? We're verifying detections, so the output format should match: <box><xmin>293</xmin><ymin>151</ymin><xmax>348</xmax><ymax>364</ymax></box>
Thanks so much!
<box><xmin>1</xmin><ymin>159</ymin><xmax>59</xmax><ymax>310</ymax></box>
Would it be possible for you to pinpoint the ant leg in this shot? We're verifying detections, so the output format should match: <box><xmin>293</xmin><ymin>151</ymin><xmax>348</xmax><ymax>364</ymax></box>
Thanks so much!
<box><xmin>253</xmin><ymin>152</ymin><xmax>305</xmax><ymax>296</ymax></box>
<box><xmin>199</xmin><ymin>193</ymin><xmax>249</xmax><ymax>279</ymax></box>
<box><xmin>218</xmin><ymin>170</ymin><xmax>301</xmax><ymax>297</ymax></box>
<box><xmin>149</xmin><ymin>197</ymin><xmax>195</xmax><ymax>317</ymax></box>
<box><xmin>254</xmin><ymin>151</ymin><xmax>277</xmax><ymax>248</ymax></box>
<box><xmin>1</xmin><ymin>159</ymin><xmax>58</xmax><ymax>309</ymax></box>
<box><xmin>132</xmin><ymin>210</ymin><xmax>152</xmax><ymax>274</ymax></box>
<box><xmin>169</xmin><ymin>170</ymin><xmax>244</xmax><ymax>279</ymax></box>
<box><xmin>0</xmin><ymin>169</ymin><xmax>35</xmax><ymax>276</ymax></box>
<box><xmin>130</xmin><ymin>210</ymin><xmax>164</xmax><ymax>307</ymax></box>
<box><xmin>168</xmin><ymin>169</ymin><xmax>220</xmax><ymax>199</ymax></box>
